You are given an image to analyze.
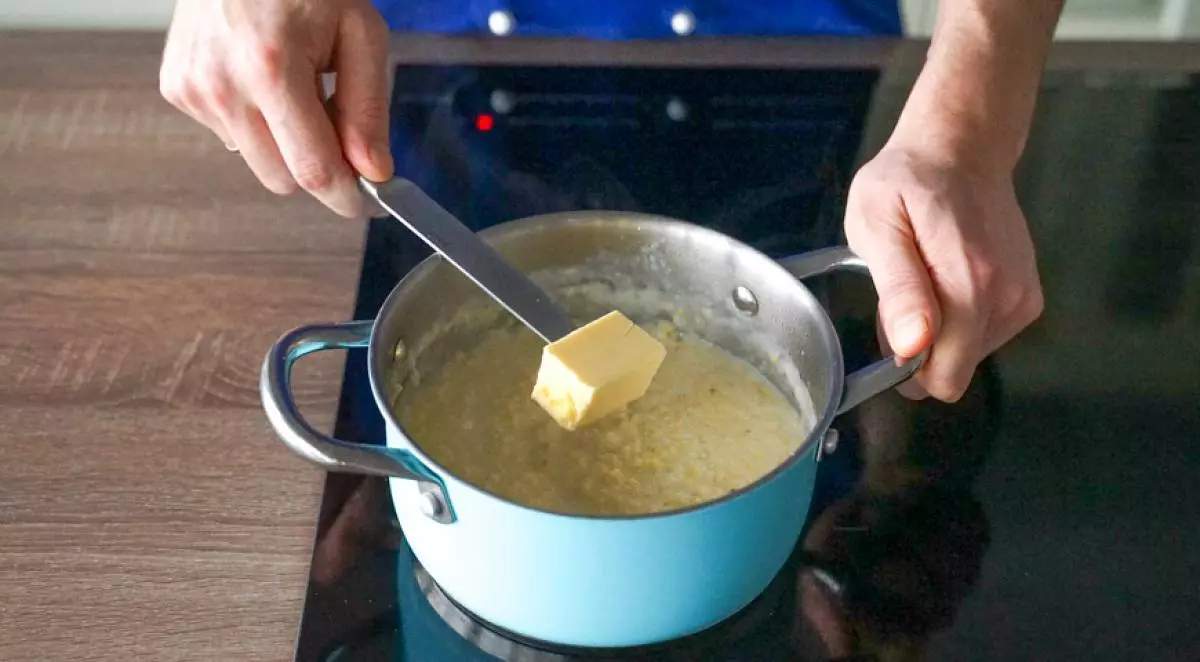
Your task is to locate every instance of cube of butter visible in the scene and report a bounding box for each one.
[531,310,667,430]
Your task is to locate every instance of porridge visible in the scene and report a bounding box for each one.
[393,315,811,517]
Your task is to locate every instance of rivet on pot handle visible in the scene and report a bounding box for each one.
[778,246,929,416]
[259,321,455,524]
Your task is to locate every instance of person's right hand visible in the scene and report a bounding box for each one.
[159,0,394,217]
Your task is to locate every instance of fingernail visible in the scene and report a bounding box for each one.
[890,313,928,356]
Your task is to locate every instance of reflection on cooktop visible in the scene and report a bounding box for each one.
[411,551,789,661]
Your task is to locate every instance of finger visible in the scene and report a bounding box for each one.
[913,304,980,403]
[897,379,931,401]
[250,63,363,218]
[845,196,941,360]
[984,284,1045,357]
[175,90,235,147]
[184,60,293,190]
[333,9,394,182]
[188,102,238,150]
[159,65,236,149]
[220,102,297,195]
[864,248,980,403]
[874,313,929,400]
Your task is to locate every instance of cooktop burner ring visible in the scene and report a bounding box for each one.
[413,554,793,661]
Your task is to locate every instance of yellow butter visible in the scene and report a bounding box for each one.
[531,310,667,430]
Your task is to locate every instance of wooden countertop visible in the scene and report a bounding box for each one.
[0,32,362,661]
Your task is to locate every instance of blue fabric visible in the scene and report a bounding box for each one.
[374,0,903,38]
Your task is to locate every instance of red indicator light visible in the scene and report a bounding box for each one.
[475,114,495,131]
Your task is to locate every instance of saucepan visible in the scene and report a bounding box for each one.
[259,211,924,648]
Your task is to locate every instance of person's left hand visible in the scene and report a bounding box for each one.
[844,145,1044,403]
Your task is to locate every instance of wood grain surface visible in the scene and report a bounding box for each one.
[0,31,365,661]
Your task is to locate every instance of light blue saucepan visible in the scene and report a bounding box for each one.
[260,211,924,648]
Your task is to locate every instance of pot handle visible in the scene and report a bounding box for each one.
[259,321,455,523]
[778,247,929,415]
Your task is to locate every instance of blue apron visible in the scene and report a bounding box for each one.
[374,0,903,37]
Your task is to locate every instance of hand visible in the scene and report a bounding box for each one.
[159,0,394,217]
[844,146,1043,402]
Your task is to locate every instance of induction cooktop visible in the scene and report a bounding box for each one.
[293,213,999,662]
[290,62,1001,661]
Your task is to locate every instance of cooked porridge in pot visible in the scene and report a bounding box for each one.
[387,263,819,517]
[392,314,811,517]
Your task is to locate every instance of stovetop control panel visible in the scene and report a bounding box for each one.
[387,65,878,256]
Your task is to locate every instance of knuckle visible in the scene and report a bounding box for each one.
[159,69,198,109]
[996,281,1028,318]
[176,80,205,112]
[208,86,236,116]
[846,178,888,214]
[968,259,999,295]
[193,66,235,114]
[996,277,1044,329]
[158,74,183,106]
[844,195,906,249]
[207,87,235,115]
[958,262,997,311]
[850,160,887,190]
[242,41,287,85]
[292,159,334,192]
[844,175,874,213]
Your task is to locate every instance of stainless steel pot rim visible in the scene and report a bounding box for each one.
[365,210,845,522]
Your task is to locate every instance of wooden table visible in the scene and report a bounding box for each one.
[0,32,362,661]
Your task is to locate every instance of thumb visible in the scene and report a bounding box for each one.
[333,9,394,182]
[848,215,940,360]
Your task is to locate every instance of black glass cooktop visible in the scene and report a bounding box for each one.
[296,214,1000,662]
[291,64,1200,661]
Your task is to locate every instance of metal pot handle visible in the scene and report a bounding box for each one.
[778,247,929,415]
[259,321,455,523]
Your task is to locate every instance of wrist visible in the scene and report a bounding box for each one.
[887,61,1024,176]
[886,0,1063,176]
